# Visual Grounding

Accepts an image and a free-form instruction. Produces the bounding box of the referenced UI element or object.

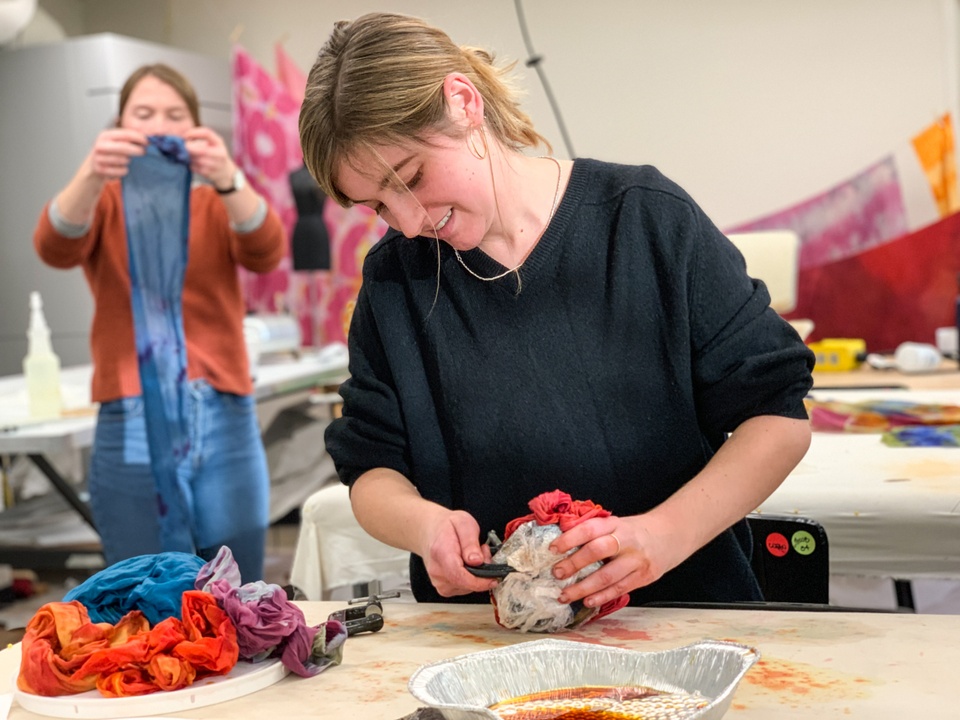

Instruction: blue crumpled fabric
[150,134,191,164]
[63,551,205,625]
[122,134,195,554]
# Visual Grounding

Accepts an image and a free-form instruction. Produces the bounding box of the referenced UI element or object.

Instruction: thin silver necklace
[454,156,563,282]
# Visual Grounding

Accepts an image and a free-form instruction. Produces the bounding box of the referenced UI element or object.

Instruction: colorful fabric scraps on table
[806,398,960,431]
[19,547,346,698]
[806,397,960,447]
[882,425,960,447]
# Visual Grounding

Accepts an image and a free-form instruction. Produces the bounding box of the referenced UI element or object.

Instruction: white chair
[727,230,813,340]
[289,481,409,600]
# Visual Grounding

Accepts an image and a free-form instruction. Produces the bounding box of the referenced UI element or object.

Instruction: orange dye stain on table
[559,621,653,646]
[351,660,415,702]
[385,611,514,648]
[744,657,873,702]
[598,627,653,642]
[889,458,960,491]
[449,630,503,645]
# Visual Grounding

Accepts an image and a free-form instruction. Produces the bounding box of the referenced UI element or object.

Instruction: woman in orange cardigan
[34,63,285,582]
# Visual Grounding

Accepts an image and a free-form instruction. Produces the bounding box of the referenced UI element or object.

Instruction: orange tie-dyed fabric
[17,600,150,696]
[912,113,959,217]
[17,593,238,698]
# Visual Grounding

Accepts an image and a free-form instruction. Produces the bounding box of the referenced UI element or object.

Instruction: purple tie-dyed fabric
[197,547,346,676]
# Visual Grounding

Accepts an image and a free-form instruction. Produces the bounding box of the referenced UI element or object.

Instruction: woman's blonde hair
[299,12,550,206]
[118,64,201,126]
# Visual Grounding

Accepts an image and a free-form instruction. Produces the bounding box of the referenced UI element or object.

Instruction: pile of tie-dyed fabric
[16,546,346,698]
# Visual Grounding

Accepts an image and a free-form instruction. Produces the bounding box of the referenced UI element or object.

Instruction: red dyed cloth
[502,490,630,622]
[504,489,613,539]
[785,210,960,352]
[18,592,239,698]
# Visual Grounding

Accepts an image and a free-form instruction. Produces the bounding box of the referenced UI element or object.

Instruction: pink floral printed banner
[232,45,386,346]
[725,157,908,270]
[274,42,306,107]
[231,45,300,315]
[321,201,385,343]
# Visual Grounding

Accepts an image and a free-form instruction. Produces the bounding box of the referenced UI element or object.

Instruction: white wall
[45,0,960,229]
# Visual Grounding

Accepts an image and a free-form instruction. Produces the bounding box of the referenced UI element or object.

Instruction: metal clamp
[328,591,401,636]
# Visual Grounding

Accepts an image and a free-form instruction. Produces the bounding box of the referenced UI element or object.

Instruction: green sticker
[792,530,816,555]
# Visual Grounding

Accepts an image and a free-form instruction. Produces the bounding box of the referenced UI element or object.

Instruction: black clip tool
[464,563,517,579]
[327,591,401,636]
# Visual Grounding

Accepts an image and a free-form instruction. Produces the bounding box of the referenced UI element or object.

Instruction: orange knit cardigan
[34,182,285,402]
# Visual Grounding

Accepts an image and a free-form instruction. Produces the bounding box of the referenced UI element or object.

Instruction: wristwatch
[216,167,246,195]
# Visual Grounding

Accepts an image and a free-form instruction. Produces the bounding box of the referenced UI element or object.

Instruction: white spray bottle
[23,291,62,419]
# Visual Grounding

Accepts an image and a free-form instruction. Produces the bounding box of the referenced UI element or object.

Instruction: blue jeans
[89,380,269,582]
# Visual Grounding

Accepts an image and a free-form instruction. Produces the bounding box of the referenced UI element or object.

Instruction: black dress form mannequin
[289,164,331,271]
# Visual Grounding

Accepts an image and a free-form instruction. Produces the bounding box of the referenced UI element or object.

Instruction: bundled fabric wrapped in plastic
[490,490,629,633]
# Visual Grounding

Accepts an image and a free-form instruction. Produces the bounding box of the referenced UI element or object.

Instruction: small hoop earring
[468,125,488,160]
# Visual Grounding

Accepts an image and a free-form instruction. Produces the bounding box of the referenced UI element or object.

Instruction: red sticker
[765,532,790,557]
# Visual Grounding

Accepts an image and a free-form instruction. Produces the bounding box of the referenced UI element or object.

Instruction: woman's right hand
[84,128,148,182]
[54,128,149,228]
[419,508,499,597]
[348,468,499,598]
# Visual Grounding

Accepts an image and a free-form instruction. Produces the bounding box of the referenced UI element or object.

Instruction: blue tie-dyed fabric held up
[121,135,195,554]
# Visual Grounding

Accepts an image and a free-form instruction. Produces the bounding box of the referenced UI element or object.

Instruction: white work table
[0,350,348,451]
[0,349,348,559]
[2,601,957,719]
[758,387,960,610]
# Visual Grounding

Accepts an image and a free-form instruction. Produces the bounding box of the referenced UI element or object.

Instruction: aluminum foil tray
[408,638,759,720]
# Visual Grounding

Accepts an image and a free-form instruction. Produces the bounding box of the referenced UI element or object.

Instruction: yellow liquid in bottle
[24,350,62,420]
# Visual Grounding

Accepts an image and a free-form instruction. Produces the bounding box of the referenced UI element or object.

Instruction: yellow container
[808,338,867,372]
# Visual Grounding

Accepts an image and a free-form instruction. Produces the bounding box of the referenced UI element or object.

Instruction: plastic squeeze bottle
[23,291,62,419]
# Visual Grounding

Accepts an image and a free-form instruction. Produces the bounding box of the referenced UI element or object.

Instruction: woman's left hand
[548,514,680,609]
[183,126,236,191]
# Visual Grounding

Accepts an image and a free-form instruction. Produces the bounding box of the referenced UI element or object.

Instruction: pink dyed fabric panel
[726,157,908,270]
